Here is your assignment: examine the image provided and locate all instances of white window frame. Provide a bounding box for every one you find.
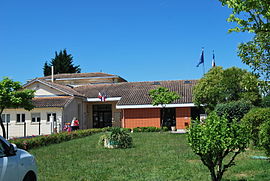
[31,113,41,123]
[1,114,10,123]
[47,113,56,122]
[16,113,25,123]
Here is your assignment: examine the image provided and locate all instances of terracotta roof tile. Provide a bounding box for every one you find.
[39,72,117,79]
[74,80,197,105]
[32,96,74,108]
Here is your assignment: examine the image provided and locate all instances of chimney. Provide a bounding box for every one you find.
[51,66,54,83]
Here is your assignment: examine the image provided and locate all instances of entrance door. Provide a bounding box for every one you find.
[161,108,176,128]
[93,104,112,128]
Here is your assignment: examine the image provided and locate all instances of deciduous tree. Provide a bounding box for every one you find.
[0,78,35,138]
[193,66,261,112]
[219,0,270,81]
[188,113,250,181]
[149,87,180,127]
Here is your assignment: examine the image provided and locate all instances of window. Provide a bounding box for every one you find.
[1,114,10,123]
[16,114,25,123]
[47,113,56,122]
[31,113,41,123]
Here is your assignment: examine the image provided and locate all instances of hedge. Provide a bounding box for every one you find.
[9,128,105,150]
[215,100,253,122]
[242,107,270,146]
[133,127,169,132]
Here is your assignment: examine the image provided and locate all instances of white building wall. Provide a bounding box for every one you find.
[27,82,64,96]
[0,107,63,138]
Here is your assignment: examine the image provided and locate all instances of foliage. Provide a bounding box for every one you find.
[187,113,250,181]
[218,0,270,80]
[261,94,270,107]
[149,87,180,127]
[10,128,104,150]
[193,66,261,112]
[99,127,132,149]
[259,120,270,157]
[215,100,253,121]
[132,126,169,132]
[242,107,270,146]
[149,87,180,106]
[0,77,35,138]
[43,49,81,76]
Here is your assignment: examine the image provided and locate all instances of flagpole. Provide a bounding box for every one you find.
[202,47,205,75]
[203,61,205,75]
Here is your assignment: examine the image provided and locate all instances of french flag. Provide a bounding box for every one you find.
[98,92,106,102]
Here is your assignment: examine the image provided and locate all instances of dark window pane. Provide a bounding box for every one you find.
[17,114,20,122]
[6,114,10,123]
[22,114,25,122]
[37,117,41,122]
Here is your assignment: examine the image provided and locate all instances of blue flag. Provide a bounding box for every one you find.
[196,49,204,67]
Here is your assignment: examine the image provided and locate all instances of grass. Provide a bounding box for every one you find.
[29,133,270,181]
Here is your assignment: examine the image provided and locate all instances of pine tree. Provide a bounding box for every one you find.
[43,49,81,76]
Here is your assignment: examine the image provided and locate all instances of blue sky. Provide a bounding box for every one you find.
[0,0,253,83]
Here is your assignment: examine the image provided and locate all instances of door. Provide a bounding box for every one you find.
[93,104,112,128]
[161,108,176,128]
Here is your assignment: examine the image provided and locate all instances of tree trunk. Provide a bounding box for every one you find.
[0,108,6,138]
[210,168,218,181]
[161,107,165,127]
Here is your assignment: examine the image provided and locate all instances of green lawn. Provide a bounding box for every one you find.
[30,133,270,181]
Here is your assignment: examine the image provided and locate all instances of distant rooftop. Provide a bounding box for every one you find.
[38,72,127,81]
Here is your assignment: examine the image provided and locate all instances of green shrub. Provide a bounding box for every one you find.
[215,100,253,121]
[242,107,270,146]
[99,127,132,149]
[259,121,270,157]
[261,94,270,108]
[121,128,132,132]
[133,127,141,132]
[188,113,250,181]
[10,128,104,150]
[132,127,168,132]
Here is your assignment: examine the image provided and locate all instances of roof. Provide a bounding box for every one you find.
[74,80,197,105]
[38,72,127,82]
[24,79,85,97]
[32,96,74,108]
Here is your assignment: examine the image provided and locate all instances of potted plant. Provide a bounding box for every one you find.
[99,127,133,149]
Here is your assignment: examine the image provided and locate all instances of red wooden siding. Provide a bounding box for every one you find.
[176,107,191,129]
[122,107,192,129]
[122,108,160,128]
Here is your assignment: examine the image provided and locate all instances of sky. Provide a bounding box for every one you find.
[0,0,253,84]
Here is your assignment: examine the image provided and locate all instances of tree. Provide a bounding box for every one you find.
[188,113,250,181]
[218,0,270,81]
[149,87,180,127]
[215,100,253,122]
[193,66,261,112]
[242,107,270,146]
[259,120,270,157]
[43,49,81,76]
[261,94,270,107]
[0,78,35,138]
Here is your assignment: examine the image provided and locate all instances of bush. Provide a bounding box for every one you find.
[259,121,270,157]
[10,128,104,150]
[242,107,270,146]
[215,100,253,121]
[132,127,168,132]
[99,127,132,149]
[188,113,250,181]
[261,94,270,107]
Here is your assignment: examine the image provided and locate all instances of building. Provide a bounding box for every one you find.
[1,72,201,138]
